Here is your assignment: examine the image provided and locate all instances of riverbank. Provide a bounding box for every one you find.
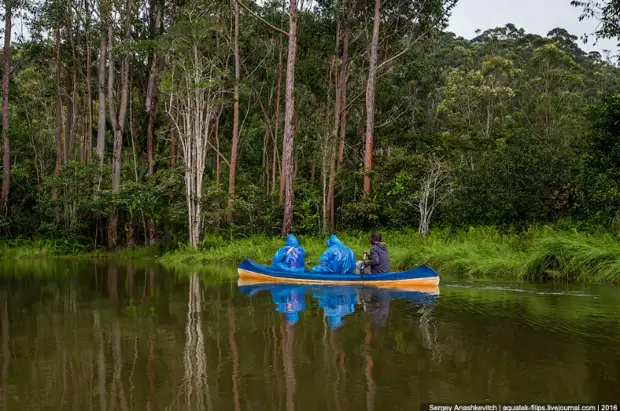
[160,228,620,283]
[3,227,620,283]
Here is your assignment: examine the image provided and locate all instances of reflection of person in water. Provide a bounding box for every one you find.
[358,288,391,329]
[271,287,306,326]
[313,288,357,329]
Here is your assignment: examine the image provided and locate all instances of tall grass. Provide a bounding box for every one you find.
[0,238,158,260]
[160,227,620,283]
[5,227,620,283]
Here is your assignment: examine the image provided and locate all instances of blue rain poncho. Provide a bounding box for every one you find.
[313,288,357,329]
[271,287,306,326]
[271,234,306,272]
[310,234,356,274]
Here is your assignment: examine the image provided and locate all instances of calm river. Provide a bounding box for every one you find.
[0,260,619,410]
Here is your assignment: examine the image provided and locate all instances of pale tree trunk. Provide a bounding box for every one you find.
[169,108,175,166]
[145,0,163,178]
[96,10,107,181]
[145,0,163,246]
[64,94,72,165]
[226,0,241,223]
[1,1,11,213]
[215,110,221,185]
[276,34,284,203]
[415,159,450,237]
[363,0,381,197]
[107,0,131,248]
[85,0,93,161]
[54,25,63,181]
[68,12,79,162]
[168,49,219,248]
[337,0,351,169]
[281,0,298,236]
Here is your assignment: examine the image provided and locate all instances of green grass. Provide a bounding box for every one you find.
[159,227,620,283]
[0,238,159,260]
[4,227,620,283]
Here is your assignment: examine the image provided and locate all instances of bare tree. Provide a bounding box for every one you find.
[165,4,226,247]
[412,158,452,237]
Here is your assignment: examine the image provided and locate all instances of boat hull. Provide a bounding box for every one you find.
[237,259,440,288]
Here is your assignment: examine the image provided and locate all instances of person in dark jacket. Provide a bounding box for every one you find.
[360,232,390,274]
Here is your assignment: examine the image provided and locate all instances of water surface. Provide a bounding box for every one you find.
[0,260,619,410]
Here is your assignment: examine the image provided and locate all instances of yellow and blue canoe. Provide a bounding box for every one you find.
[237,259,440,288]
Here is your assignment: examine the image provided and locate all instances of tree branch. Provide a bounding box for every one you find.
[377,28,430,71]
[235,0,289,37]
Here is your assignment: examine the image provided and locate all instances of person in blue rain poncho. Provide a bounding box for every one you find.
[313,288,357,329]
[271,234,306,272]
[271,287,306,326]
[310,234,357,274]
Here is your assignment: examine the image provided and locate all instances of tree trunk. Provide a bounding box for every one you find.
[363,0,381,197]
[326,9,343,231]
[145,0,163,246]
[275,33,284,202]
[281,0,298,236]
[169,105,175,166]
[54,26,63,180]
[96,13,107,179]
[85,0,93,162]
[337,0,351,169]
[107,0,131,248]
[145,0,163,177]
[215,111,221,185]
[64,95,72,165]
[127,219,135,247]
[226,0,241,223]
[1,1,11,213]
[69,14,79,162]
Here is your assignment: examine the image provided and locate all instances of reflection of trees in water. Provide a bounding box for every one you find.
[418,304,441,363]
[364,323,375,411]
[359,289,390,330]
[183,273,212,411]
[227,299,241,411]
[281,320,296,411]
[111,319,129,411]
[93,311,107,411]
[1,298,9,411]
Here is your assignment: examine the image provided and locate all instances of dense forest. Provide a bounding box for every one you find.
[1,0,620,250]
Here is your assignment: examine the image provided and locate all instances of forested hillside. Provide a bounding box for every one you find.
[1,0,620,249]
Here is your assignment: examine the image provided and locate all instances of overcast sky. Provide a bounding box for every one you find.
[447,0,618,55]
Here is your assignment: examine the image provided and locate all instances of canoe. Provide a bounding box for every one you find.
[237,259,440,288]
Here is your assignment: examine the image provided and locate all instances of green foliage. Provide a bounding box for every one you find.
[3,0,620,257]
[159,227,620,283]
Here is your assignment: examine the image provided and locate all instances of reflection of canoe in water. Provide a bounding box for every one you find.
[238,282,439,328]
[238,281,440,300]
[238,259,440,288]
